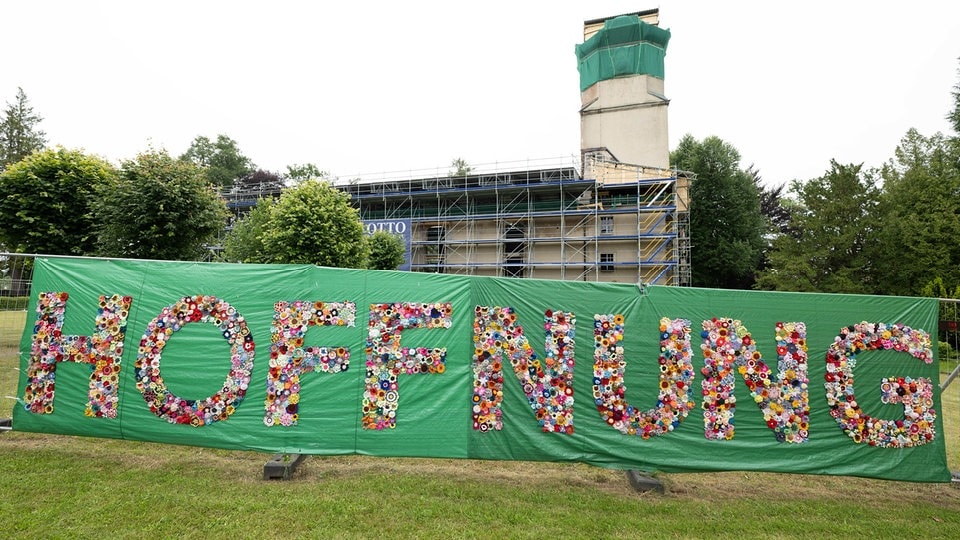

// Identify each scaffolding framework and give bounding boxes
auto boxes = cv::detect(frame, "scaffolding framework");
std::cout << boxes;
[339,156,692,285]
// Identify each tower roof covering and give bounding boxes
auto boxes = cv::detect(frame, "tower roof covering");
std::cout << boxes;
[575,15,671,91]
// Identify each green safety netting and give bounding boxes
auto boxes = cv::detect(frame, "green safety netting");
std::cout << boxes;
[575,15,671,92]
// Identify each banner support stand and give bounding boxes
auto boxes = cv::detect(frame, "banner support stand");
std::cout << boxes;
[625,470,664,494]
[263,453,307,480]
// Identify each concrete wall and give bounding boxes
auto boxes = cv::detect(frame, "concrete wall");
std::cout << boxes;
[580,75,670,170]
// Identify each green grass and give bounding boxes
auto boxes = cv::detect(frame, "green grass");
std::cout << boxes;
[2,310,960,538]
[0,309,25,419]
[0,434,958,539]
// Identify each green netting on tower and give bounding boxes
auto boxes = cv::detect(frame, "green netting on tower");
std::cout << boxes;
[575,15,671,92]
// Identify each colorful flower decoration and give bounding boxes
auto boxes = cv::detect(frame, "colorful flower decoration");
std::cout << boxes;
[134,295,253,427]
[24,291,132,418]
[700,318,809,442]
[824,322,936,447]
[472,307,575,434]
[264,300,355,427]
[594,316,695,438]
[363,302,452,430]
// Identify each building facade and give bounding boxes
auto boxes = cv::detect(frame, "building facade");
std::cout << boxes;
[341,155,690,285]
[223,9,691,286]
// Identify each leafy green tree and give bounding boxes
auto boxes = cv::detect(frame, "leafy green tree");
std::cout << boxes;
[285,163,327,183]
[449,158,472,177]
[180,134,254,188]
[756,161,880,293]
[94,149,228,260]
[0,87,47,170]
[0,147,116,254]
[258,179,368,267]
[367,230,406,270]
[671,135,765,289]
[869,129,960,295]
[221,198,274,263]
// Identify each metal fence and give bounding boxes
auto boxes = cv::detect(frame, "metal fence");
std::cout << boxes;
[940,300,960,387]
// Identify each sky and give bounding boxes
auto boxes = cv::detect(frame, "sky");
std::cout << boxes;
[4,1,959,187]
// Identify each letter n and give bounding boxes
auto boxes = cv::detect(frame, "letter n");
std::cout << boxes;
[472,307,575,434]
[700,318,810,442]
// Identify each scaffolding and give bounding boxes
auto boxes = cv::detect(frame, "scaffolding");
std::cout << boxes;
[340,156,692,285]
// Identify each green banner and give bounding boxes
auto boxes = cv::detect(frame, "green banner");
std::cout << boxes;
[13,257,951,482]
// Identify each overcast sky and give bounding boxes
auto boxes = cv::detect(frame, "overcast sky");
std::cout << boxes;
[4,1,959,187]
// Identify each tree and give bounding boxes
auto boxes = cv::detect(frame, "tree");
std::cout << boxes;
[234,169,285,195]
[747,165,794,238]
[0,87,47,170]
[746,164,796,275]
[756,161,880,293]
[449,158,472,177]
[367,230,406,270]
[0,147,116,255]
[671,135,765,289]
[94,148,228,260]
[258,179,368,267]
[221,198,274,263]
[948,60,960,134]
[869,129,960,295]
[285,163,327,183]
[180,134,254,188]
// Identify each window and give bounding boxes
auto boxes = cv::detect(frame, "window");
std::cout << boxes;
[425,225,445,273]
[504,257,526,278]
[600,253,615,272]
[600,215,614,235]
[504,225,526,256]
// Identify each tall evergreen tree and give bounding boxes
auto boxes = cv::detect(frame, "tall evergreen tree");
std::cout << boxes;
[948,60,960,134]
[0,87,47,170]
[756,161,880,293]
[869,129,960,295]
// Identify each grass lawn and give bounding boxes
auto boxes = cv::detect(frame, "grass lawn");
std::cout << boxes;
[2,310,960,538]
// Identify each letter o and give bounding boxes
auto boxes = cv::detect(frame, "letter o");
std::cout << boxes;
[134,295,254,427]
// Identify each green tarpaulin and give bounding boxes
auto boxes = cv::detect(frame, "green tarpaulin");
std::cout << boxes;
[576,15,671,92]
[13,257,951,482]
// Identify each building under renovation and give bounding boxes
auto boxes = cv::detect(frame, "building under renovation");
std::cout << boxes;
[225,8,691,286]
